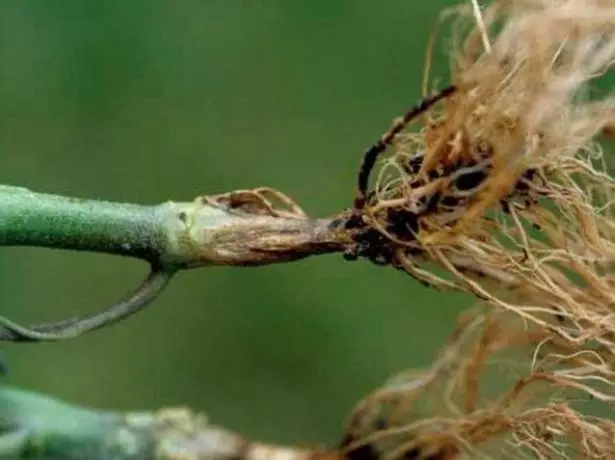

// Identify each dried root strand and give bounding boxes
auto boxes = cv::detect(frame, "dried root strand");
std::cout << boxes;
[203,187,308,219]
[353,85,458,213]
[341,309,615,460]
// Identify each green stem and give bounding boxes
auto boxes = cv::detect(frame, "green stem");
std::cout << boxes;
[0,385,317,460]
[0,185,168,264]
[0,386,119,459]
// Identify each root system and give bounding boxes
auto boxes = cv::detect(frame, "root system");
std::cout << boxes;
[340,0,615,458]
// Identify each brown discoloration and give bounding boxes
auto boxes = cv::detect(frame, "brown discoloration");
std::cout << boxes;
[196,189,352,267]
[230,435,251,460]
[198,214,349,267]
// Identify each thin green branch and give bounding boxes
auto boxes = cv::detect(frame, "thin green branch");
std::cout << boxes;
[0,269,174,342]
[0,384,322,460]
[0,185,352,342]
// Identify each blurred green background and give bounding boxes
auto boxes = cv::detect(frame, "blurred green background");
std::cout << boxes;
[0,0,475,445]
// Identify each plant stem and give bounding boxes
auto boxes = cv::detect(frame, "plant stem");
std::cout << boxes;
[0,184,352,341]
[0,185,350,269]
[0,384,325,460]
[0,185,168,264]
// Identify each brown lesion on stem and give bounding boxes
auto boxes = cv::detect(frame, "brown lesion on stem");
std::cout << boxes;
[195,188,354,267]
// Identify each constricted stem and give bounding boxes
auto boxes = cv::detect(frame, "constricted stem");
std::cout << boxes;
[0,184,352,341]
[0,185,350,269]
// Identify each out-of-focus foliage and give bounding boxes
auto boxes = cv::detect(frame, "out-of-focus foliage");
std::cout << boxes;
[1,0,485,445]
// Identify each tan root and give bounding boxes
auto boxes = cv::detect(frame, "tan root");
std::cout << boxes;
[345,0,615,408]
[341,309,615,459]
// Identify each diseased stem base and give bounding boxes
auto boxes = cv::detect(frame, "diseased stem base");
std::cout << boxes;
[0,184,353,342]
